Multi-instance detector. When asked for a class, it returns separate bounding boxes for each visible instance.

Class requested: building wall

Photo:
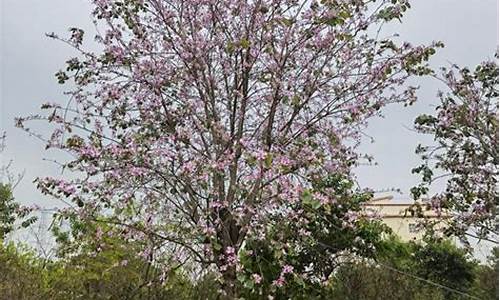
[363,199,445,242]
[381,217,424,241]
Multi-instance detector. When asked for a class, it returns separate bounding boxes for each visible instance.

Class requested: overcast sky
[0,0,498,208]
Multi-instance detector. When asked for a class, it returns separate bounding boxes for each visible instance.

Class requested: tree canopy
[412,56,499,244]
[15,0,442,296]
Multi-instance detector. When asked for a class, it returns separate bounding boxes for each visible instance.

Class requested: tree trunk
[220,265,238,300]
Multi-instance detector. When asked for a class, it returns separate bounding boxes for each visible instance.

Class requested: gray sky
[0,0,498,208]
[355,0,498,200]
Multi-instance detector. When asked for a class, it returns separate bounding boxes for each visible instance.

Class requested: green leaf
[264,153,273,168]
[239,39,251,49]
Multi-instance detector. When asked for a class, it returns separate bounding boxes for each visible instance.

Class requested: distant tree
[0,184,18,240]
[411,238,476,299]
[330,261,445,300]
[47,215,195,300]
[0,217,205,300]
[331,237,477,300]
[0,134,17,240]
[0,135,35,241]
[0,242,50,300]
[412,56,499,243]
[470,247,499,300]
[18,0,441,297]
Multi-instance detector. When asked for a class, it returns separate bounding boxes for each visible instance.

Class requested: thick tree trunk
[214,210,242,299]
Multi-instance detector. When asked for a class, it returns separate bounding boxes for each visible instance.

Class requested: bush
[0,242,50,300]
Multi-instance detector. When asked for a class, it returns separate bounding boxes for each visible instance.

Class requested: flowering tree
[412,56,499,244]
[17,0,440,296]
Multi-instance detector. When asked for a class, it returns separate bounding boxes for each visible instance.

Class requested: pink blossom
[57,180,76,195]
[107,45,125,62]
[252,273,262,284]
[80,145,100,159]
[281,265,294,275]
[225,246,235,255]
[272,276,285,287]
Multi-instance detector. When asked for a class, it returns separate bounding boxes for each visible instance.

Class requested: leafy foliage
[236,175,391,298]
[0,242,51,300]
[47,216,195,300]
[331,238,480,300]
[0,215,496,300]
[0,184,18,240]
[470,248,499,300]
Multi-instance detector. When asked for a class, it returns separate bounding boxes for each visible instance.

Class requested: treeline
[1,237,497,299]
[1,182,499,299]
[0,214,497,299]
